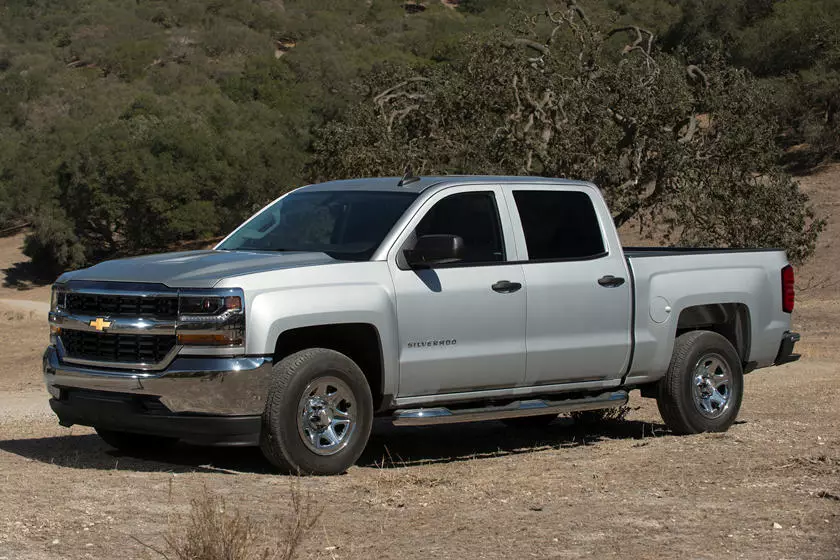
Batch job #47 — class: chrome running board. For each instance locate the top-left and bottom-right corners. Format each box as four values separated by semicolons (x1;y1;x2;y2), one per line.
392;390;628;426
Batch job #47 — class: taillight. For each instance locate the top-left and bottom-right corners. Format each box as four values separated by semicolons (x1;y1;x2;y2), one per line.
781;265;795;313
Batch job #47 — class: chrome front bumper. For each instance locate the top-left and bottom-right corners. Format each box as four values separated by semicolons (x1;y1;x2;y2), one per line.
43;345;273;416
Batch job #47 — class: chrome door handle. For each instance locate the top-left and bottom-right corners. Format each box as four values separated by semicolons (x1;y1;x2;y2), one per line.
492;280;522;293
597;275;626;288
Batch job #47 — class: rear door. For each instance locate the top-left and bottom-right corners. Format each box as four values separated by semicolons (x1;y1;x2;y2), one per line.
388;185;527;397
502;185;632;386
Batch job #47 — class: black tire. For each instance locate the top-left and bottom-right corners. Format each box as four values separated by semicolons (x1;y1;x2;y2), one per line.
501;414;558;429
656;330;743;435
260;348;373;475
95;428;177;452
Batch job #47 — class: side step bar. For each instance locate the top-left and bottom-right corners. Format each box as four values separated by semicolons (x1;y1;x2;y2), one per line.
392;390;628;427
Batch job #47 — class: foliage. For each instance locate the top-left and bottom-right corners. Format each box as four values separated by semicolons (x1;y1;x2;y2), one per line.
22;207;85;279
0;0;834;275
51;94;300;264
313;7;824;262
663;0;840;165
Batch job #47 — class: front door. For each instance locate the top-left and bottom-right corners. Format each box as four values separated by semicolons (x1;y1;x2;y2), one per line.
388;186;527;397
502;185;633;386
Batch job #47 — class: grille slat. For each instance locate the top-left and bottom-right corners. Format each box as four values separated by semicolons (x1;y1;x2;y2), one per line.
65;293;178;319
61;330;176;364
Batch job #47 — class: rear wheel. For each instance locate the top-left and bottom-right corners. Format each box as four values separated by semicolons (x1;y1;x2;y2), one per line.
656;330;743;435
95;428;177;452
260;348;373;475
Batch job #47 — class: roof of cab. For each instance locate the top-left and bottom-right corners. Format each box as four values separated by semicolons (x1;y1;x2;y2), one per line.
299;176;593;194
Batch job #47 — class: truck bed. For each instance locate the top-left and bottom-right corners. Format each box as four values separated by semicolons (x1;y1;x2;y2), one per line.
622;246;791;385
623;246;782;258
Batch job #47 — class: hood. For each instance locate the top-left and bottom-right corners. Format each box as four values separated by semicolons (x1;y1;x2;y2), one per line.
59;250;341;288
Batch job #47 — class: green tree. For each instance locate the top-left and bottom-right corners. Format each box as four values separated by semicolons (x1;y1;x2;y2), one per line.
24;93;303;271
313;4;823;262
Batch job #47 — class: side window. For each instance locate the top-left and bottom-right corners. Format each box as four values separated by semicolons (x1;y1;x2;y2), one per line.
513;190;606;261
414;191;505;264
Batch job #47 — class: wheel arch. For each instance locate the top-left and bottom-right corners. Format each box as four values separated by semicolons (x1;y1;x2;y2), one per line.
273;323;388;411
676;303;751;364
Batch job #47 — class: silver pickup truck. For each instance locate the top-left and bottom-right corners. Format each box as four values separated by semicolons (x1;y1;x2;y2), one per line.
44;176;800;475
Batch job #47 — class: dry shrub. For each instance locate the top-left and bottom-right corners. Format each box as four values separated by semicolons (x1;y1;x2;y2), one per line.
570;406;631;424
137;481;321;560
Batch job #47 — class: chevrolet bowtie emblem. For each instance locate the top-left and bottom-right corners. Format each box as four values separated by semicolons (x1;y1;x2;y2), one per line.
89;318;112;331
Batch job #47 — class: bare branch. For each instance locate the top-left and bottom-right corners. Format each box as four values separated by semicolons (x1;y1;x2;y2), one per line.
564;0;590;26
373;77;429;106
686;64;709;89
607;25;656;69
511;38;549;55
677;116;698;144
129;535;172;560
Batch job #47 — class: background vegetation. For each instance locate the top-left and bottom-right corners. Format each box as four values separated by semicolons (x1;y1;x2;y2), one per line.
0;0;835;275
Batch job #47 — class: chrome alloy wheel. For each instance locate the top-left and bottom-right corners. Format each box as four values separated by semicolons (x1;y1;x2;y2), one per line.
297;376;356;456
692;353;732;419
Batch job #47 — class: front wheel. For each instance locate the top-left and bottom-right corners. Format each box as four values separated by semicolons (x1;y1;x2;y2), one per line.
260;348;373;475
656;330;743;435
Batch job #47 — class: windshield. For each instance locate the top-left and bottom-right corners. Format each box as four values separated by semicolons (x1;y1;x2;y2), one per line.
217;190;418;261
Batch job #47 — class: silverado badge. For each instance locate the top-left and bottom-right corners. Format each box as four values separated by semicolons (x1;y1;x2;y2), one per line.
89;318;112;331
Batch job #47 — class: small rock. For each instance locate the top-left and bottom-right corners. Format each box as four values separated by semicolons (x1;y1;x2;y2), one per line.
773;522;783;529
51;539;60;545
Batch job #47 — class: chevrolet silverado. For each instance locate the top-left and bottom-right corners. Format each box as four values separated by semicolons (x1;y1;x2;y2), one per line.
44;176;800;475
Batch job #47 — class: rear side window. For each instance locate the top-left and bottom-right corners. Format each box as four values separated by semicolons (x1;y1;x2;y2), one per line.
513;190;606;261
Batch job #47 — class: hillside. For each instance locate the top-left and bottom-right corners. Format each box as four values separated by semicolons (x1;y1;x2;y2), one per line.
1;0;839;277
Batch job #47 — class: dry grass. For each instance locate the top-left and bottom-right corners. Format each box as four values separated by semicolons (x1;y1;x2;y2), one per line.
570;406;631;423
0;303;49;392
135;481;321;560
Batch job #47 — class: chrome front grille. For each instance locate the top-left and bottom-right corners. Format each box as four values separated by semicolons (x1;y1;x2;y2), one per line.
65;292;178;319
50;281;246;371
52;281;181;370
60;330;177;364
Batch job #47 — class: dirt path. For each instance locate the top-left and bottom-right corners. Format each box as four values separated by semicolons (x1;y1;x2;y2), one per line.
0;299;49;314
1;358;838;560
0;391;51;423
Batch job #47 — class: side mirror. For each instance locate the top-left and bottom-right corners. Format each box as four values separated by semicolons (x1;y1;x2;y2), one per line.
404;234;464;268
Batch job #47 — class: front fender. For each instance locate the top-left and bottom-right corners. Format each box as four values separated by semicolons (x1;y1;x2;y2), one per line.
246;283;399;398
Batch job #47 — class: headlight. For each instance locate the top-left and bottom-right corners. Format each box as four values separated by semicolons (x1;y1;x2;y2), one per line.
49;285;66;342
179;295;242;315
50;285;66;312
177;288;245;347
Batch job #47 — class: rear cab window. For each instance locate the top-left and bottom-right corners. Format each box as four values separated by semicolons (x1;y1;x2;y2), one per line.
511;190;607;261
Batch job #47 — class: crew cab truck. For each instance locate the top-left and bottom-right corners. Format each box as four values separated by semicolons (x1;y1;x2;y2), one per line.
44;176;800;475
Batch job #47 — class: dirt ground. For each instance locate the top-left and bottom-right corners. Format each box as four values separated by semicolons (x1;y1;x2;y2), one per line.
0;169;839;559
